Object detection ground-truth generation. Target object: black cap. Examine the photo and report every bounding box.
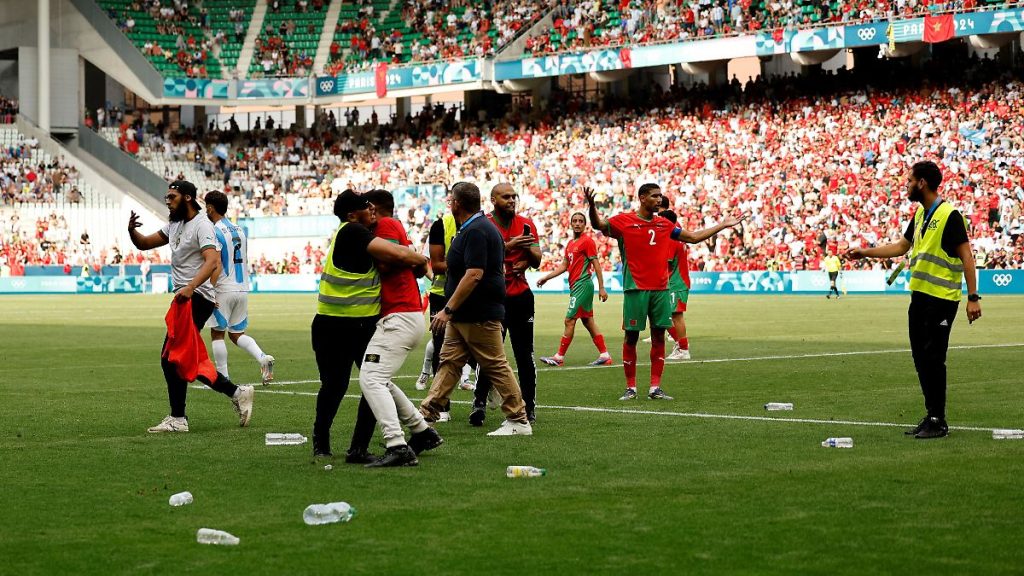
[333,189,371,219]
[168,180,198,199]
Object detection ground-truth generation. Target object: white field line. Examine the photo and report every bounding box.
[234,342,1024,387]
[189,385,1011,433]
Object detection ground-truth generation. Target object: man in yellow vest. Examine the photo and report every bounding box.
[311,190,430,460]
[823,251,841,299]
[847,161,982,439]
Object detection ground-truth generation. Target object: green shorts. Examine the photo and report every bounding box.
[672,288,689,313]
[566,279,595,319]
[622,290,674,331]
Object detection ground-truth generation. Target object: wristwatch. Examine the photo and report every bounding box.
[443,305,454,315]
[967,294,981,302]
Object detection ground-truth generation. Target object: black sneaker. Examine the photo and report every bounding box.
[904,416,929,436]
[312,433,332,458]
[915,417,949,439]
[469,402,486,427]
[364,444,419,468]
[527,409,536,425]
[345,447,377,464]
[408,427,444,455]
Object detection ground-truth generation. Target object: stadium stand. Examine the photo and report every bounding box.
[91,53,1024,273]
[249,0,328,77]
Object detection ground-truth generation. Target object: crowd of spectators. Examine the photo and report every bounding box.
[106,0,225,78]
[524,0,994,57]
[99,53,1024,273]
[253,24,318,77]
[327,0,549,75]
[0,96,17,124]
[1,138,87,205]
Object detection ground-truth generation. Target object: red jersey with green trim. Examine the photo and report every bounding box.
[566,234,598,287]
[608,212,677,291]
[374,217,422,315]
[487,212,539,297]
[668,241,692,291]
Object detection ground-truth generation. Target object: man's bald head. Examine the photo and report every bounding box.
[490,183,513,199]
[490,183,517,217]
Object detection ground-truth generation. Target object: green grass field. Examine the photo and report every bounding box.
[2,293,1023,575]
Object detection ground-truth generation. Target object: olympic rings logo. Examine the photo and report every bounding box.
[992,274,1013,287]
[857,28,877,41]
[318,79,335,94]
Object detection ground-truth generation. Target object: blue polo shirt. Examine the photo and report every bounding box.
[445,212,506,322]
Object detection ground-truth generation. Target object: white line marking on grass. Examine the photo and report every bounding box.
[232,342,1024,387]
[189,386,1008,433]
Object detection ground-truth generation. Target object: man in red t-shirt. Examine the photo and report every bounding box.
[359,190,443,466]
[586,184,743,401]
[472,183,542,426]
[536,212,611,367]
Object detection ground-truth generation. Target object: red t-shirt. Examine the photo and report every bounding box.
[487,213,539,297]
[608,212,677,291]
[374,217,422,315]
[566,234,598,287]
[674,241,692,289]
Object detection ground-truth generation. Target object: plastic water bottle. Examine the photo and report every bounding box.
[196,528,239,546]
[764,402,793,411]
[821,437,854,448]
[992,429,1024,440]
[303,502,356,525]
[265,433,307,446]
[506,466,547,478]
[168,491,193,506]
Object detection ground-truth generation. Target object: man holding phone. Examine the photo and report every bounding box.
[472,184,543,426]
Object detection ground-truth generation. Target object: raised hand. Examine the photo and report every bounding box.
[128,210,142,231]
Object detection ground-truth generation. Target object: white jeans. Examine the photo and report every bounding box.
[359,311,429,447]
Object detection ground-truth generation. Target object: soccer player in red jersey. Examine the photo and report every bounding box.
[537,212,612,366]
[471,183,543,425]
[586,184,743,400]
[659,209,692,361]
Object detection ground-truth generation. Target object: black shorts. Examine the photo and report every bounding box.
[828,271,838,282]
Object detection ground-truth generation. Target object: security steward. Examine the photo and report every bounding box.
[312,190,429,460]
[847,161,982,439]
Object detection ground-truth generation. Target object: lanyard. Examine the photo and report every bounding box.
[459,211,484,233]
[921,198,943,234]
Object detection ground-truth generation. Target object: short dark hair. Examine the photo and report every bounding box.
[205,191,229,216]
[570,211,586,222]
[660,195,670,210]
[912,161,943,192]
[638,183,661,198]
[363,189,394,213]
[659,209,678,224]
[451,181,481,213]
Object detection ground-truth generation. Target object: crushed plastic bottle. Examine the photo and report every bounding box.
[196,528,239,546]
[821,437,854,448]
[168,491,193,507]
[303,502,356,525]
[764,402,793,411]
[265,433,307,446]
[992,429,1024,440]
[506,466,547,478]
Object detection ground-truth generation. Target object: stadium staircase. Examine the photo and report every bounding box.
[496,5,558,60]
[204,0,257,78]
[313,0,344,74]
[235,0,268,79]
[248,2,328,77]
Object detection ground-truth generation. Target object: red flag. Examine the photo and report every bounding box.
[923,14,954,43]
[375,62,388,98]
[619,48,632,69]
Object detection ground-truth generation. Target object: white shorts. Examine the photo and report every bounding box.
[207,291,249,333]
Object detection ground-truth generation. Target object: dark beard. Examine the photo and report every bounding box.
[168,204,188,222]
[909,186,924,203]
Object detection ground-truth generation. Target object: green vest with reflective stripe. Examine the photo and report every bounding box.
[908,202,965,302]
[429,213,458,297]
[317,223,381,317]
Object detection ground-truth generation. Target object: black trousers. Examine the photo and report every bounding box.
[908,291,959,420]
[429,293,447,375]
[474,290,537,411]
[311,314,378,451]
[161,294,237,418]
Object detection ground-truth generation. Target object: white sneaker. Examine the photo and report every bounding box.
[487,419,533,436]
[415,372,429,391]
[459,378,475,391]
[147,415,189,433]
[232,385,254,427]
[641,336,653,343]
[486,387,501,410]
[437,411,451,422]
[259,355,275,386]
[666,346,691,361]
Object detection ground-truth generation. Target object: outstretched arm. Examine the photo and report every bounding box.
[584,187,610,235]
[128,211,168,251]
[675,215,747,244]
[536,261,568,287]
[846,238,912,260]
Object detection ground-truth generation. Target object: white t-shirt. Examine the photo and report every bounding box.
[161,213,219,302]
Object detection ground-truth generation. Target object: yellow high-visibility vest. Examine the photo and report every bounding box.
[316,222,381,317]
[428,213,457,297]
[908,202,965,301]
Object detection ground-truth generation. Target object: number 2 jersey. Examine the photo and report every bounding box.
[213,218,250,293]
[607,212,679,291]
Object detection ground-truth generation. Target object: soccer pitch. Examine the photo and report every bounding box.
[2,293,1023,575]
